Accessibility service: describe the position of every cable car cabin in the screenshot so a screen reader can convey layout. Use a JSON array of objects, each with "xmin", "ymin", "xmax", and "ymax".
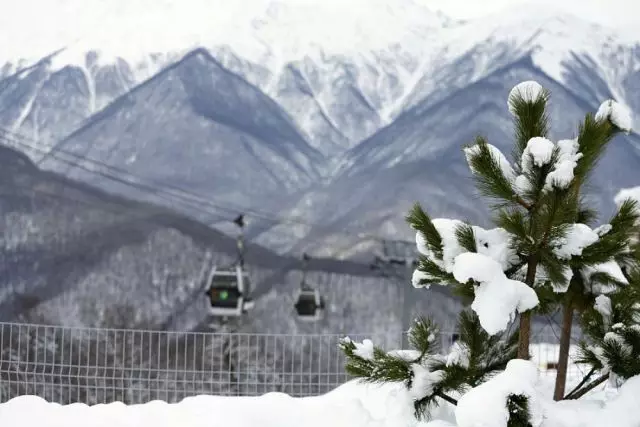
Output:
[
  {"xmin": 206, "ymin": 266, "xmax": 252, "ymax": 317},
  {"xmin": 294, "ymin": 289, "xmax": 325, "ymax": 322}
]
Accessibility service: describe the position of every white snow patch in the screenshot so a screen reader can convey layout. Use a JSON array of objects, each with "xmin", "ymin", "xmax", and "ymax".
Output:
[
  {"xmin": 593, "ymin": 224, "xmax": 612, "ymax": 237},
  {"xmin": 412, "ymin": 269, "xmax": 431, "ymax": 288},
  {"xmin": 0, "ymin": 379, "xmax": 427, "ymax": 427},
  {"xmin": 353, "ymin": 339, "xmax": 375, "ymax": 360},
  {"xmin": 415, "ymin": 218, "xmax": 517, "ymax": 275},
  {"xmin": 409, "ymin": 364, "xmax": 445, "ymax": 400},
  {"xmin": 388, "ymin": 349, "xmax": 421, "ymax": 362},
  {"xmin": 604, "ymin": 332, "xmax": 633, "ymax": 356},
  {"xmin": 455, "ymin": 360, "xmax": 543, "ymax": 427},
  {"xmin": 514, "ymin": 174, "xmax": 532, "ymax": 195},
  {"xmin": 553, "ymin": 266, "xmax": 574, "ymax": 293},
  {"xmin": 416, "ymin": 230, "xmax": 430, "ymax": 256},
  {"xmin": 582, "ymin": 260, "xmax": 628, "ymax": 294},
  {"xmin": 544, "ymin": 138, "xmax": 583, "ymax": 190},
  {"xmin": 522, "ymin": 137, "xmax": 555, "ymax": 171},
  {"xmin": 445, "ymin": 342, "xmax": 470, "ymax": 368},
  {"xmin": 553, "ymin": 223, "xmax": 599, "ymax": 260},
  {"xmin": 594, "ymin": 295, "xmax": 612, "ymax": 318},
  {"xmin": 614, "ymin": 186, "xmax": 640, "ymax": 206},
  {"xmin": 508, "ymin": 81, "xmax": 545, "ymax": 115},
  {"xmin": 474, "ymin": 227, "xmax": 519, "ymax": 271},
  {"xmin": 431, "ymin": 219, "xmax": 465, "ymax": 272},
  {"xmin": 584, "ymin": 375, "xmax": 640, "ymax": 427},
  {"xmin": 464, "ymin": 143, "xmax": 516, "ymax": 182},
  {"xmin": 595, "ymin": 99, "xmax": 633, "ymax": 133},
  {"xmin": 452, "ymin": 252, "xmax": 539, "ymax": 335}
]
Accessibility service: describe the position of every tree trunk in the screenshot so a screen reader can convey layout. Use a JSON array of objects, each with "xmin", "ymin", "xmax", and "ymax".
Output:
[
  {"xmin": 553, "ymin": 298, "xmax": 573, "ymax": 400},
  {"xmin": 517, "ymin": 311, "xmax": 532, "ymax": 359},
  {"xmin": 517, "ymin": 257, "xmax": 539, "ymax": 359}
]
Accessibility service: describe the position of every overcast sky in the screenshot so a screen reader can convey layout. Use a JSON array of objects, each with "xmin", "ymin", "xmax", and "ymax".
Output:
[
  {"xmin": 421, "ymin": 0, "xmax": 639, "ymax": 28},
  {"xmin": 1, "ymin": 0, "xmax": 637, "ymax": 63}
]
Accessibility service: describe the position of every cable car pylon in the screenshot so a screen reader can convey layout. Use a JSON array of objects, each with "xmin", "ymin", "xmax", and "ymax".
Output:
[{"xmin": 204, "ymin": 214, "xmax": 255, "ymax": 321}]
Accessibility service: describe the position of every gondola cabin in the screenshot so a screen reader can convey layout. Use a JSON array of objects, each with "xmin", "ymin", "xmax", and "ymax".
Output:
[
  {"xmin": 206, "ymin": 265, "xmax": 252, "ymax": 317},
  {"xmin": 294, "ymin": 288, "xmax": 325, "ymax": 322}
]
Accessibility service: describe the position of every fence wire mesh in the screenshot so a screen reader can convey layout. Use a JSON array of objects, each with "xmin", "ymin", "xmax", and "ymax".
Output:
[
  {"xmin": 1, "ymin": 322, "xmax": 587, "ymax": 405},
  {"xmin": 0, "ymin": 322, "xmax": 399, "ymax": 404}
]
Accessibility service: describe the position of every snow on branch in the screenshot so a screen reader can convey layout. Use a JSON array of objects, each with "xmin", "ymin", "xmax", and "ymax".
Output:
[
  {"xmin": 552, "ymin": 223, "xmax": 600, "ymax": 260},
  {"xmin": 455, "ymin": 360, "xmax": 543, "ymax": 427},
  {"xmin": 452, "ymin": 252, "xmax": 539, "ymax": 335},
  {"xmin": 615, "ymin": 186, "xmax": 640, "ymax": 207},
  {"xmin": 595, "ymin": 99, "xmax": 632, "ymax": 133},
  {"xmin": 507, "ymin": 81, "xmax": 546, "ymax": 116}
]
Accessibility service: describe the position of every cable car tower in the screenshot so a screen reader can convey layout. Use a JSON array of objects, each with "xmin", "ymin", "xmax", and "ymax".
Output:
[
  {"xmin": 293, "ymin": 253, "xmax": 325, "ymax": 322},
  {"xmin": 205, "ymin": 214, "xmax": 255, "ymax": 319}
]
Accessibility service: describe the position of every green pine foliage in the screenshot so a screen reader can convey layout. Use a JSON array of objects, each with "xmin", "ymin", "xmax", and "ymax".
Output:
[
  {"xmin": 572, "ymin": 273, "xmax": 640, "ymax": 395},
  {"xmin": 506, "ymin": 394, "xmax": 534, "ymax": 427},
  {"xmin": 342, "ymin": 80, "xmax": 639, "ymax": 424},
  {"xmin": 340, "ymin": 310, "xmax": 517, "ymax": 420}
]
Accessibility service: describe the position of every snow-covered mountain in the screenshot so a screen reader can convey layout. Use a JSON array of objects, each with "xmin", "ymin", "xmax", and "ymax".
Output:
[
  {"xmin": 276, "ymin": 55, "xmax": 640, "ymax": 256},
  {"xmin": 4, "ymin": 2, "xmax": 640, "ymax": 158},
  {"xmin": 35, "ymin": 48, "xmax": 323, "ymax": 218},
  {"xmin": 2, "ymin": 2, "xmax": 640, "ymax": 282}
]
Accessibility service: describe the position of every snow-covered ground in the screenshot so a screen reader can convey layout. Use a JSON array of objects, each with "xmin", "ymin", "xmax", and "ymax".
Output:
[{"xmin": 1, "ymin": 371, "xmax": 638, "ymax": 427}]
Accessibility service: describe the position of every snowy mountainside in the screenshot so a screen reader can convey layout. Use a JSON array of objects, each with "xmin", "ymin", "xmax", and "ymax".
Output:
[
  {"xmin": 271, "ymin": 56, "xmax": 640, "ymax": 255},
  {"xmin": 37, "ymin": 49, "xmax": 324, "ymax": 218},
  {"xmin": 396, "ymin": 7, "xmax": 640, "ymax": 126},
  {"xmin": 0, "ymin": 50, "xmax": 176, "ymax": 156},
  {"xmin": 2, "ymin": 3, "xmax": 640, "ymax": 255},
  {"xmin": 3, "ymin": 3, "xmax": 640, "ymax": 157}
]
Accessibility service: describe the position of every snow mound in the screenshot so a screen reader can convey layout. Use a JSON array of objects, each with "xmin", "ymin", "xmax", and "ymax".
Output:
[
  {"xmin": 455, "ymin": 360, "xmax": 543, "ymax": 427},
  {"xmin": 0, "ymin": 380, "xmax": 423, "ymax": 427}
]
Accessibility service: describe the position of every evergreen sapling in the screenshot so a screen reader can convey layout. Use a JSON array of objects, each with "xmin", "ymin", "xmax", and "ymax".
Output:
[{"xmin": 340, "ymin": 80, "xmax": 640, "ymax": 426}]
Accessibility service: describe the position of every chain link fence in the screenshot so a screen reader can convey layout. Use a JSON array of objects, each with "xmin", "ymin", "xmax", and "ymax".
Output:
[{"xmin": 0, "ymin": 322, "xmax": 587, "ymax": 405}]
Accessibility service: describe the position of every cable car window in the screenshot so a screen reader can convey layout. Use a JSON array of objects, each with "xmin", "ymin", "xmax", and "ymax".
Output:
[
  {"xmin": 210, "ymin": 274, "xmax": 238, "ymax": 287},
  {"xmin": 208, "ymin": 287, "xmax": 242, "ymax": 308}
]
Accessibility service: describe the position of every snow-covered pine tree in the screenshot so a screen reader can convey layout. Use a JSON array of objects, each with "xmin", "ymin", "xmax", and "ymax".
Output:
[
  {"xmin": 551, "ymin": 195, "xmax": 640, "ymax": 399},
  {"xmin": 567, "ymin": 272, "xmax": 640, "ymax": 399},
  {"xmin": 340, "ymin": 80, "xmax": 639, "ymax": 426},
  {"xmin": 567, "ymin": 200, "xmax": 640, "ymax": 399}
]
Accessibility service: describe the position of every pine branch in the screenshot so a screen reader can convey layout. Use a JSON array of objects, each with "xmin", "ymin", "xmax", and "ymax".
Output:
[
  {"xmin": 465, "ymin": 137, "xmax": 531, "ymax": 209},
  {"xmin": 577, "ymin": 205, "xmax": 598, "ymax": 226},
  {"xmin": 577, "ymin": 199, "xmax": 640, "ymax": 266},
  {"xmin": 414, "ymin": 256, "xmax": 457, "ymax": 287},
  {"xmin": 573, "ymin": 114, "xmax": 615, "ymax": 182},
  {"xmin": 509, "ymin": 87, "xmax": 551, "ymax": 158},
  {"xmin": 435, "ymin": 391, "xmax": 458, "ymax": 405},
  {"xmin": 496, "ymin": 209, "xmax": 532, "ymax": 252},
  {"xmin": 455, "ymin": 223, "xmax": 478, "ymax": 253},
  {"xmin": 564, "ymin": 373, "xmax": 609, "ymax": 400},
  {"xmin": 563, "ymin": 367, "xmax": 596, "ymax": 400},
  {"xmin": 409, "ymin": 317, "xmax": 439, "ymax": 357},
  {"xmin": 407, "ymin": 203, "xmax": 443, "ymax": 259},
  {"xmin": 507, "ymin": 394, "xmax": 534, "ymax": 427}
]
